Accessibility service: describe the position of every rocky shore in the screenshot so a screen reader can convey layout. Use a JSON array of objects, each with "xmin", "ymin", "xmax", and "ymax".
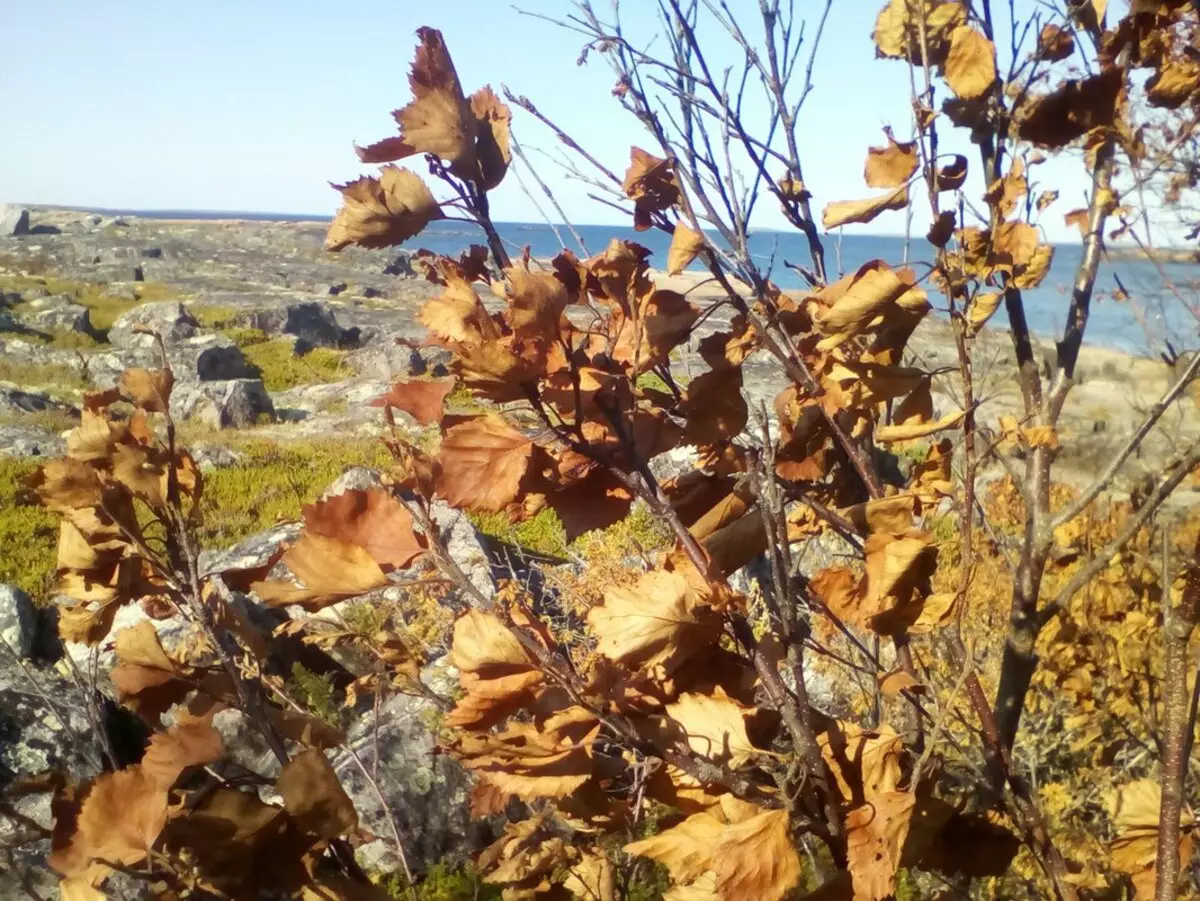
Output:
[{"xmin": 2, "ymin": 204, "xmax": 1197, "ymax": 894}]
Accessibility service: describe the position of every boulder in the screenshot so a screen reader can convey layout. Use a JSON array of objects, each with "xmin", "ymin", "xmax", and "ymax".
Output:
[
  {"xmin": 272, "ymin": 377, "xmax": 391, "ymax": 417},
  {"xmin": 346, "ymin": 336, "xmax": 452, "ymax": 381},
  {"xmin": 20, "ymin": 294, "xmax": 93, "ymax": 334},
  {"xmin": 238, "ymin": 301, "xmax": 359, "ymax": 349},
  {"xmin": 0, "ymin": 424, "xmax": 66, "ymax": 458},
  {"xmin": 170, "ymin": 378, "xmax": 276, "ymax": 429},
  {"xmin": 107, "ymin": 301, "xmax": 199, "ymax": 348},
  {"xmin": 0, "ymin": 205, "xmax": 30, "ymax": 236},
  {"xmin": 0, "ymin": 585, "xmax": 37, "ymax": 659},
  {"xmin": 0, "ymin": 382, "xmax": 78, "ymax": 418},
  {"xmin": 87, "ymin": 334, "xmax": 254, "ymax": 388}
]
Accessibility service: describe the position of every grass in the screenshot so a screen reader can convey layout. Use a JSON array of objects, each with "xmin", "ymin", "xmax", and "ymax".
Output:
[
  {"xmin": 0, "ymin": 457, "xmax": 58, "ymax": 601},
  {"xmin": 189, "ymin": 303, "xmax": 240, "ymax": 329},
  {"xmin": 1, "ymin": 271, "xmax": 179, "ymax": 341},
  {"xmin": 0, "ymin": 408, "xmax": 79, "ymax": 434},
  {"xmin": 219, "ymin": 327, "xmax": 351, "ymax": 392},
  {"xmin": 0, "ymin": 357, "xmax": 88, "ymax": 394},
  {"xmin": 196, "ymin": 437, "xmax": 394, "ymax": 548}
]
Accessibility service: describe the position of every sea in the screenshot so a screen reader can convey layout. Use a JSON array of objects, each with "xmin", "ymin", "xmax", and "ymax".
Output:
[{"xmin": 114, "ymin": 210, "xmax": 1200, "ymax": 356}]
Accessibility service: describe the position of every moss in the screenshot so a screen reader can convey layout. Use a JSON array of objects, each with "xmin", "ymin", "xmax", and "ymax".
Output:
[
  {"xmin": 190, "ymin": 303, "xmax": 240, "ymax": 329},
  {"xmin": 1, "ymin": 272, "xmax": 179, "ymax": 338},
  {"xmin": 0, "ymin": 357, "xmax": 88, "ymax": 393},
  {"xmin": 445, "ymin": 382, "xmax": 486, "ymax": 413},
  {"xmin": 470, "ymin": 507, "xmax": 568, "ymax": 558},
  {"xmin": 196, "ymin": 438, "xmax": 393, "ymax": 548},
  {"xmin": 237, "ymin": 337, "xmax": 350, "ymax": 392},
  {"xmin": 288, "ymin": 662, "xmax": 340, "ymax": 729},
  {"xmin": 0, "ymin": 457, "xmax": 58, "ymax": 602},
  {"xmin": 379, "ymin": 863, "xmax": 501, "ymax": 901}
]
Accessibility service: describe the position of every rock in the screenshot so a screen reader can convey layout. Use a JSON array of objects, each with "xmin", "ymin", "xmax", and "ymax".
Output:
[
  {"xmin": 20, "ymin": 294, "xmax": 93, "ymax": 334},
  {"xmin": 0, "ymin": 424, "xmax": 66, "ymax": 458},
  {"xmin": 107, "ymin": 301, "xmax": 199, "ymax": 348},
  {"xmin": 238, "ymin": 301, "xmax": 359, "ymax": 349},
  {"xmin": 141, "ymin": 247, "xmax": 164, "ymax": 259},
  {"xmin": 0, "ymin": 205, "xmax": 30, "ymax": 236},
  {"xmin": 272, "ymin": 377, "xmax": 391, "ymax": 417},
  {"xmin": 323, "ymin": 466, "xmax": 384, "ymax": 499},
  {"xmin": 0, "ymin": 382, "xmax": 78, "ymax": 418},
  {"xmin": 384, "ymin": 252, "xmax": 418, "ymax": 278},
  {"xmin": 170, "ymin": 378, "xmax": 276, "ymax": 428},
  {"xmin": 346, "ymin": 336, "xmax": 451, "ymax": 381},
  {"xmin": 200, "ymin": 522, "xmax": 301, "ymax": 579},
  {"xmin": 191, "ymin": 443, "xmax": 244, "ymax": 472},
  {"xmin": 431, "ymin": 501, "xmax": 494, "ymax": 603},
  {"xmin": 328, "ymin": 282, "xmax": 348, "ymax": 296},
  {"xmin": 331, "ymin": 673, "xmax": 485, "ymax": 873},
  {"xmin": 87, "ymin": 334, "xmax": 254, "ymax": 388},
  {"xmin": 0, "ymin": 585, "xmax": 37, "ymax": 659}
]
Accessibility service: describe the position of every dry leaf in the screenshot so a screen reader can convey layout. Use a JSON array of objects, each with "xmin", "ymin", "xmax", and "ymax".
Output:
[
  {"xmin": 668, "ymin": 222, "xmax": 706, "ymax": 275},
  {"xmin": 302, "ymin": 488, "xmax": 426, "ymax": 570},
  {"xmin": 1037, "ymin": 24, "xmax": 1075, "ymax": 62},
  {"xmin": 967, "ymin": 292, "xmax": 1002, "ymax": 333},
  {"xmin": 876, "ymin": 409, "xmax": 964, "ymax": 442},
  {"xmin": 1016, "ymin": 69, "xmax": 1123, "ymax": 148},
  {"xmin": 119, "ymin": 368, "xmax": 174, "ymax": 413},
  {"xmin": 944, "ymin": 26, "xmax": 996, "ymax": 100},
  {"xmin": 846, "ymin": 792, "xmax": 917, "ymax": 901},
  {"xmin": 623, "ymin": 148, "xmax": 681, "ymax": 230},
  {"xmin": 326, "ymin": 166, "xmax": 442, "ymax": 252},
  {"xmin": 436, "ymin": 415, "xmax": 533, "ymax": 512},
  {"xmin": 823, "ymin": 186, "xmax": 910, "ymax": 229},
  {"xmin": 368, "ymin": 377, "xmax": 455, "ymax": 426},
  {"xmin": 278, "ymin": 749, "xmax": 358, "ymax": 839},
  {"xmin": 253, "ymin": 533, "xmax": 389, "ymax": 609},
  {"xmin": 864, "ymin": 131, "xmax": 918, "ymax": 189},
  {"xmin": 665, "ymin": 692, "xmax": 758, "ymax": 768}
]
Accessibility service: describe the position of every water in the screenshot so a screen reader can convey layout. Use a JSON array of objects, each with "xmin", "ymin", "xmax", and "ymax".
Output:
[
  {"xmin": 410, "ymin": 220, "xmax": 1200, "ymax": 357},
  {"xmin": 86, "ymin": 207, "xmax": 1200, "ymax": 355}
]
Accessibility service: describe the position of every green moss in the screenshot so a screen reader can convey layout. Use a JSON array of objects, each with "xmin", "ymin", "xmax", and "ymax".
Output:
[
  {"xmin": 195, "ymin": 438, "xmax": 393, "ymax": 548},
  {"xmin": 190, "ymin": 304, "xmax": 240, "ymax": 329},
  {"xmin": 288, "ymin": 662, "xmax": 340, "ymax": 729},
  {"xmin": 238, "ymin": 338, "xmax": 350, "ymax": 392},
  {"xmin": 470, "ymin": 507, "xmax": 568, "ymax": 558},
  {"xmin": 1, "ymin": 272, "xmax": 179, "ymax": 338},
  {"xmin": 445, "ymin": 382, "xmax": 486, "ymax": 413},
  {"xmin": 0, "ymin": 457, "xmax": 58, "ymax": 602},
  {"xmin": 0, "ymin": 357, "xmax": 88, "ymax": 393},
  {"xmin": 379, "ymin": 863, "xmax": 501, "ymax": 901}
]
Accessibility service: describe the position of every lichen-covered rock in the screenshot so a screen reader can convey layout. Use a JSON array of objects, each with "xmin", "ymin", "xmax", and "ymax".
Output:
[
  {"xmin": 271, "ymin": 377, "xmax": 391, "ymax": 417},
  {"xmin": 170, "ymin": 378, "xmax": 276, "ymax": 428},
  {"xmin": 19, "ymin": 294, "xmax": 93, "ymax": 334},
  {"xmin": 0, "ymin": 585, "xmax": 37, "ymax": 659},
  {"xmin": 331, "ymin": 672, "xmax": 486, "ymax": 874},
  {"xmin": 0, "ymin": 382, "xmax": 78, "ymax": 418},
  {"xmin": 0, "ymin": 424, "xmax": 66, "ymax": 458},
  {"xmin": 107, "ymin": 300, "xmax": 199, "ymax": 348},
  {"xmin": 0, "ymin": 204, "xmax": 30, "ymax": 237},
  {"xmin": 88, "ymin": 334, "xmax": 254, "ymax": 388},
  {"xmin": 346, "ymin": 334, "xmax": 452, "ymax": 380},
  {"xmin": 238, "ymin": 301, "xmax": 360, "ymax": 348}
]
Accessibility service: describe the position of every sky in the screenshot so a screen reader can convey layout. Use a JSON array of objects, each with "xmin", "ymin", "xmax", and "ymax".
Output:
[{"xmin": 1, "ymin": 0, "xmax": 1098, "ymax": 242}]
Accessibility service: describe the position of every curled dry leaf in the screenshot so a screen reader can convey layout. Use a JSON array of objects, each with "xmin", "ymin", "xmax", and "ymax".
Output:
[
  {"xmin": 927, "ymin": 210, "xmax": 956, "ymax": 247},
  {"xmin": 277, "ymin": 749, "xmax": 358, "ymax": 839},
  {"xmin": 664, "ymin": 691, "xmax": 758, "ymax": 768},
  {"xmin": 845, "ymin": 791, "xmax": 918, "ymax": 901},
  {"xmin": 325, "ymin": 166, "xmax": 442, "ymax": 252},
  {"xmin": 864, "ymin": 130, "xmax": 918, "ymax": 189},
  {"xmin": 873, "ymin": 0, "xmax": 965, "ymax": 64},
  {"xmin": 1016, "ymin": 69, "xmax": 1124, "ymax": 148},
  {"xmin": 302, "ymin": 487, "xmax": 427, "ymax": 570},
  {"xmin": 470, "ymin": 85, "xmax": 513, "ymax": 189},
  {"xmin": 813, "ymin": 263, "xmax": 928, "ymax": 350},
  {"xmin": 1037, "ymin": 23, "xmax": 1075, "ymax": 62},
  {"xmin": 446, "ymin": 609, "xmax": 543, "ymax": 729},
  {"xmin": 368, "ymin": 377, "xmax": 455, "ymax": 426},
  {"xmin": 943, "ymin": 25, "xmax": 997, "ymax": 100},
  {"xmin": 622, "ymin": 147, "xmax": 681, "ymax": 230},
  {"xmin": 1147, "ymin": 56, "xmax": 1200, "ymax": 110},
  {"xmin": 823, "ymin": 185, "xmax": 910, "ymax": 230},
  {"xmin": 667, "ymin": 221, "xmax": 706, "ymax": 275},
  {"xmin": 436, "ymin": 415, "xmax": 533, "ymax": 512},
  {"xmin": 936, "ymin": 154, "xmax": 968, "ymax": 191},
  {"xmin": 1110, "ymin": 778, "xmax": 1194, "ymax": 899},
  {"xmin": 252, "ymin": 533, "xmax": 389, "ymax": 610},
  {"xmin": 966, "ymin": 292, "xmax": 1002, "ymax": 333},
  {"xmin": 875, "ymin": 408, "xmax": 964, "ymax": 442}
]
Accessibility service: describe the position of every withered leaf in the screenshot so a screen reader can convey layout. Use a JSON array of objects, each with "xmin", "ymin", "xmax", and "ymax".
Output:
[
  {"xmin": 470, "ymin": 85, "xmax": 513, "ymax": 190},
  {"xmin": 966, "ymin": 292, "xmax": 1002, "ymax": 333},
  {"xmin": 1016, "ymin": 69, "xmax": 1124, "ymax": 148},
  {"xmin": 864, "ymin": 131, "xmax": 918, "ymax": 189},
  {"xmin": 846, "ymin": 792, "xmax": 917, "ymax": 901},
  {"xmin": 326, "ymin": 166, "xmax": 442, "ymax": 252},
  {"xmin": 927, "ymin": 210, "xmax": 956, "ymax": 247},
  {"xmin": 140, "ymin": 713, "xmax": 224, "ymax": 790},
  {"xmin": 253, "ymin": 533, "xmax": 389, "ymax": 610},
  {"xmin": 936, "ymin": 154, "xmax": 968, "ymax": 191},
  {"xmin": 823, "ymin": 185, "xmax": 910, "ymax": 229},
  {"xmin": 622, "ymin": 147, "xmax": 680, "ymax": 230},
  {"xmin": 944, "ymin": 25, "xmax": 996, "ymax": 100},
  {"xmin": 369, "ymin": 377, "xmax": 455, "ymax": 426},
  {"xmin": 303, "ymin": 488, "xmax": 426, "ymax": 570},
  {"xmin": 1037, "ymin": 23, "xmax": 1075, "ymax": 62},
  {"xmin": 119, "ymin": 367, "xmax": 174, "ymax": 413},
  {"xmin": 665, "ymin": 691, "xmax": 758, "ymax": 767},
  {"xmin": 436, "ymin": 415, "xmax": 533, "ymax": 512},
  {"xmin": 667, "ymin": 221, "xmax": 706, "ymax": 275},
  {"xmin": 278, "ymin": 749, "xmax": 358, "ymax": 839}
]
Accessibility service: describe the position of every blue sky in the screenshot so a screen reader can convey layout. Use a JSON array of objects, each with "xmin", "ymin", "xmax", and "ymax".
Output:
[{"xmin": 1, "ymin": 0, "xmax": 1094, "ymax": 241}]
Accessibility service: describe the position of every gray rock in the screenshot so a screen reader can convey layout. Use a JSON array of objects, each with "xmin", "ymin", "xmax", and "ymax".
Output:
[
  {"xmin": 0, "ymin": 424, "xmax": 66, "ymax": 458},
  {"xmin": 170, "ymin": 378, "xmax": 276, "ymax": 429},
  {"xmin": 0, "ymin": 585, "xmax": 37, "ymax": 659},
  {"xmin": 238, "ymin": 301, "xmax": 359, "ymax": 348},
  {"xmin": 107, "ymin": 301, "xmax": 199, "ymax": 348},
  {"xmin": 200, "ymin": 522, "xmax": 300, "ymax": 578},
  {"xmin": 272, "ymin": 377, "xmax": 391, "ymax": 417},
  {"xmin": 431, "ymin": 501, "xmax": 494, "ymax": 603},
  {"xmin": 323, "ymin": 466, "xmax": 384, "ymax": 499},
  {"xmin": 87, "ymin": 334, "xmax": 254, "ymax": 388},
  {"xmin": 0, "ymin": 205, "xmax": 30, "ymax": 236},
  {"xmin": 191, "ymin": 443, "xmax": 244, "ymax": 472},
  {"xmin": 20, "ymin": 294, "xmax": 93, "ymax": 334},
  {"xmin": 0, "ymin": 382, "xmax": 78, "ymax": 418},
  {"xmin": 331, "ymin": 674, "xmax": 484, "ymax": 873},
  {"xmin": 346, "ymin": 336, "xmax": 451, "ymax": 380}
]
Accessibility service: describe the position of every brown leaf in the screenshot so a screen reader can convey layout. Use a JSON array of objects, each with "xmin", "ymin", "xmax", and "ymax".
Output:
[
  {"xmin": 140, "ymin": 713, "xmax": 224, "ymax": 789},
  {"xmin": 588, "ymin": 568, "xmax": 720, "ymax": 676},
  {"xmin": 864, "ymin": 131, "xmax": 918, "ymax": 189},
  {"xmin": 667, "ymin": 222, "xmax": 706, "ymax": 275},
  {"xmin": 822, "ymin": 185, "xmax": 910, "ymax": 229},
  {"xmin": 944, "ymin": 25, "xmax": 996, "ymax": 100},
  {"xmin": 1037, "ymin": 23, "xmax": 1075, "ymax": 62},
  {"xmin": 445, "ymin": 609, "xmax": 542, "ymax": 729},
  {"xmin": 505, "ymin": 264, "xmax": 570, "ymax": 343},
  {"xmin": 1110, "ymin": 779, "xmax": 1194, "ymax": 899},
  {"xmin": 325, "ymin": 166, "xmax": 442, "ymax": 252},
  {"xmin": 622, "ymin": 147, "xmax": 680, "ymax": 230},
  {"xmin": 846, "ymin": 792, "xmax": 917, "ymax": 901},
  {"xmin": 302, "ymin": 488, "xmax": 426, "ymax": 570},
  {"xmin": 966, "ymin": 292, "xmax": 1002, "ymax": 333},
  {"xmin": 814, "ymin": 263, "xmax": 928, "ymax": 350},
  {"xmin": 927, "ymin": 210, "xmax": 956, "ymax": 247},
  {"xmin": 420, "ymin": 276, "xmax": 501, "ymax": 346},
  {"xmin": 436, "ymin": 415, "xmax": 533, "ymax": 512},
  {"xmin": 873, "ymin": 0, "xmax": 965, "ymax": 64},
  {"xmin": 252, "ymin": 533, "xmax": 389, "ymax": 609},
  {"xmin": 1147, "ymin": 56, "xmax": 1200, "ymax": 109},
  {"xmin": 470, "ymin": 85, "xmax": 512, "ymax": 190},
  {"xmin": 119, "ymin": 368, "xmax": 174, "ymax": 413},
  {"xmin": 1064, "ymin": 207, "xmax": 1090, "ymax": 237},
  {"xmin": 110, "ymin": 620, "xmax": 196, "ymax": 721},
  {"xmin": 369, "ymin": 377, "xmax": 455, "ymax": 426},
  {"xmin": 1016, "ymin": 69, "xmax": 1124, "ymax": 148},
  {"xmin": 984, "ymin": 158, "xmax": 1027, "ymax": 219},
  {"xmin": 875, "ymin": 409, "xmax": 964, "ymax": 442},
  {"xmin": 936, "ymin": 154, "xmax": 968, "ymax": 191},
  {"xmin": 665, "ymin": 691, "xmax": 758, "ymax": 768},
  {"xmin": 277, "ymin": 749, "xmax": 358, "ymax": 839}
]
